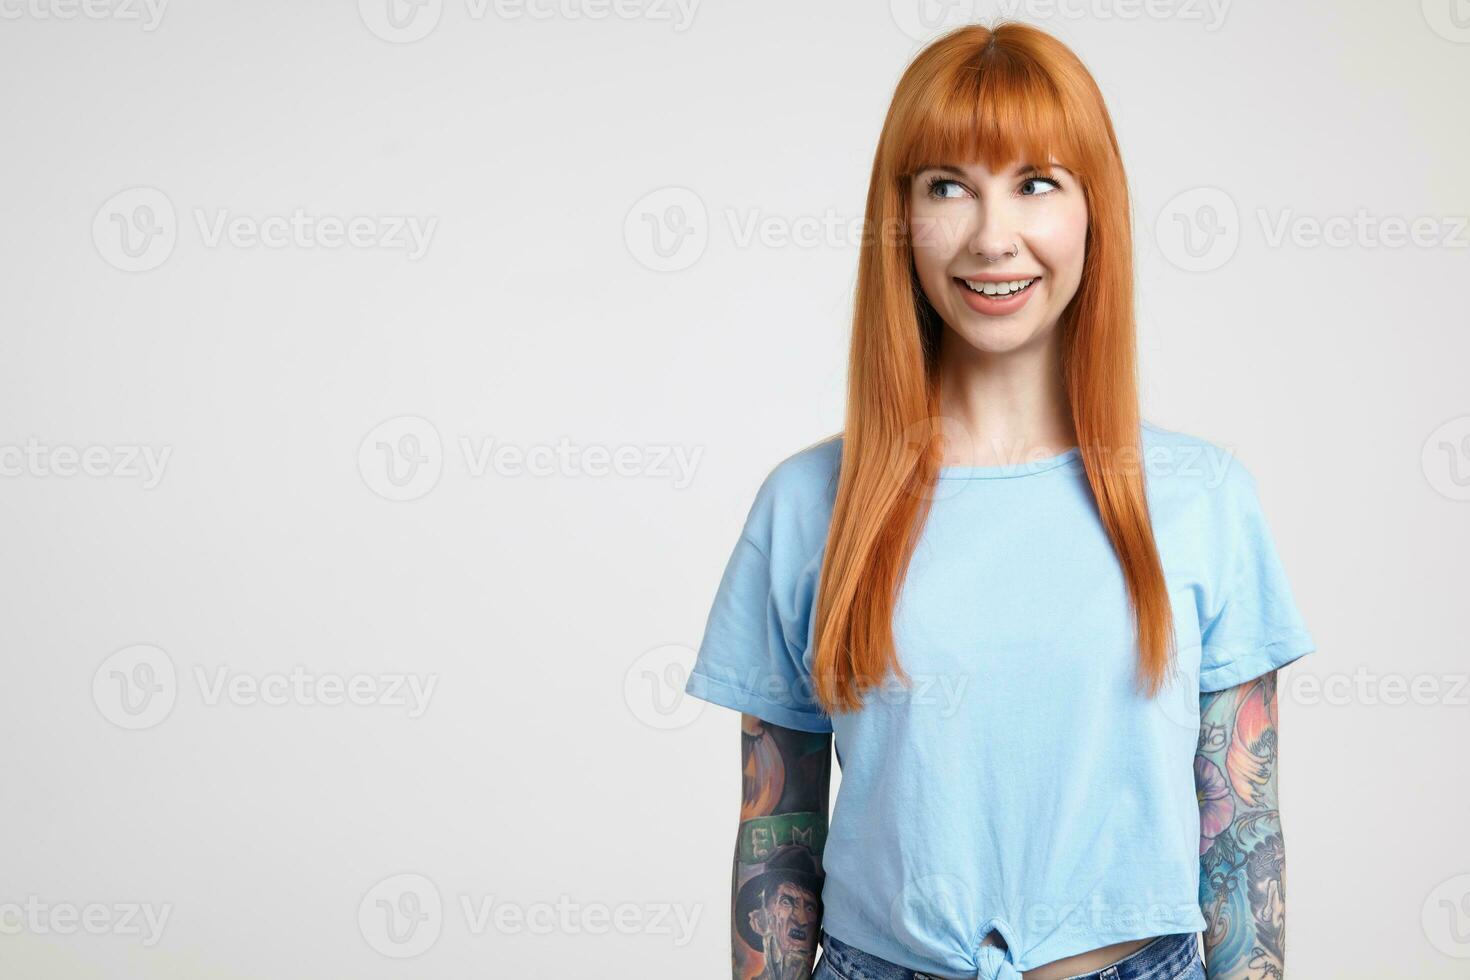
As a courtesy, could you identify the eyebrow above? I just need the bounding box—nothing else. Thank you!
[917,162,1060,178]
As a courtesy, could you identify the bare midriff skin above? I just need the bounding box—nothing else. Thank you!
[1016,936,1156,980]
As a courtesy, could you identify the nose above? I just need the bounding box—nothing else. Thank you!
[968,198,1020,262]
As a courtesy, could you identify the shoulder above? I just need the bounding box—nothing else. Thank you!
[1140,418,1258,500]
[740,434,843,558]
[757,433,843,502]
[1138,420,1278,564]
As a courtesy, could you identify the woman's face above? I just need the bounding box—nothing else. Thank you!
[908,159,1089,355]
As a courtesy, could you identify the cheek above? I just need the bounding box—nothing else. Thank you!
[909,206,970,268]
[1031,206,1089,283]
[910,207,968,249]
[908,211,968,304]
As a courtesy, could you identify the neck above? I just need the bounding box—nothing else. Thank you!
[935,327,1076,467]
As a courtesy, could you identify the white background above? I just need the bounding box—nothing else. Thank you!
[1,1,1466,977]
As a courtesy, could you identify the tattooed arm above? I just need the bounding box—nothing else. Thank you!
[731,713,832,980]
[1196,670,1289,980]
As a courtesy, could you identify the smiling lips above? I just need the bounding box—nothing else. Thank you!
[954,273,1042,315]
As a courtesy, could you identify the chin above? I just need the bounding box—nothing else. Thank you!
[948,318,1046,354]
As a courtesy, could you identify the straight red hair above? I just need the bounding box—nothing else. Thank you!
[812,21,1175,713]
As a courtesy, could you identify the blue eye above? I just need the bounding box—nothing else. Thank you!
[925,173,1063,199]
[925,177,967,199]
[1020,175,1062,196]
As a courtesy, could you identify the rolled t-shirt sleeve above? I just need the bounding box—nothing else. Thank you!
[684,481,834,733]
[1198,464,1317,693]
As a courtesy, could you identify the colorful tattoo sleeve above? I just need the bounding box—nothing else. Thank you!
[1197,670,1288,979]
[731,713,832,980]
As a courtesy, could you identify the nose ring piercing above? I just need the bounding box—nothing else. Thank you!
[982,243,1019,263]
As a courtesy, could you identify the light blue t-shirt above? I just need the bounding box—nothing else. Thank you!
[685,421,1316,980]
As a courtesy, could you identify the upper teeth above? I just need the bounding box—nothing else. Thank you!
[965,278,1034,295]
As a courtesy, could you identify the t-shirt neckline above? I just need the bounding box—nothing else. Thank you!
[937,445,1083,480]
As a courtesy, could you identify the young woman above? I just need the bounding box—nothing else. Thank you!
[685,22,1315,980]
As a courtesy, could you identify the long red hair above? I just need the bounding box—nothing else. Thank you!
[812,21,1175,713]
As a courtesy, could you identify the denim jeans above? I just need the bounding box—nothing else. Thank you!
[814,929,1205,980]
